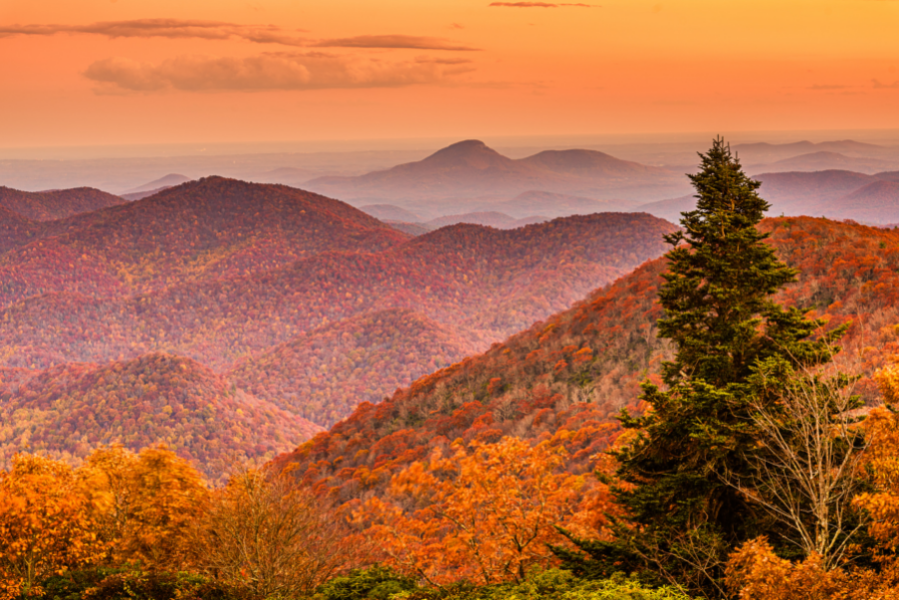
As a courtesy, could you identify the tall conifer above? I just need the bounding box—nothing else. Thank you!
[555,138,842,596]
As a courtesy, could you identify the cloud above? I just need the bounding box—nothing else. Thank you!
[808,84,849,90]
[872,79,899,89]
[0,20,480,51]
[488,2,597,7]
[312,35,480,51]
[0,18,307,46]
[83,53,474,92]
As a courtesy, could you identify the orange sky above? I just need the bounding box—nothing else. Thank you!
[0,0,896,148]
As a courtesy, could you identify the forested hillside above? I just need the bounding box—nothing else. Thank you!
[0,186,124,221]
[0,352,322,478]
[276,217,898,503]
[0,181,677,470]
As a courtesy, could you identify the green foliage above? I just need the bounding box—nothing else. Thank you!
[315,565,417,600]
[33,568,251,600]
[396,569,697,600]
[562,138,854,596]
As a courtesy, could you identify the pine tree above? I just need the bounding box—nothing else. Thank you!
[555,138,843,597]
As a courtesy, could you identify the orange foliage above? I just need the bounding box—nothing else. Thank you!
[725,537,896,600]
[355,436,585,585]
[0,455,108,599]
[86,444,208,570]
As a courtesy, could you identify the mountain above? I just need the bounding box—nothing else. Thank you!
[0,186,124,221]
[734,140,895,164]
[360,204,423,222]
[122,173,191,195]
[273,217,898,503]
[227,309,474,427]
[0,206,38,253]
[518,149,663,177]
[764,151,896,174]
[636,170,899,225]
[498,191,639,218]
[120,186,172,202]
[0,177,409,308]
[385,221,432,236]
[304,140,689,205]
[824,179,900,223]
[0,352,322,479]
[425,212,547,230]
[874,171,899,182]
[0,213,677,425]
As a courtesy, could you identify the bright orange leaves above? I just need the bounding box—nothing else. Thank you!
[356,436,592,585]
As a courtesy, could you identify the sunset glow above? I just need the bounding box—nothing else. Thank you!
[0,0,896,147]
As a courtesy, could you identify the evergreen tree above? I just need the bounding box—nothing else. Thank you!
[555,138,842,597]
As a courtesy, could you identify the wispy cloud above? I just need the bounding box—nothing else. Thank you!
[808,84,849,90]
[0,19,308,46]
[0,20,479,51]
[83,53,475,93]
[488,2,598,7]
[312,35,480,51]
[872,79,899,89]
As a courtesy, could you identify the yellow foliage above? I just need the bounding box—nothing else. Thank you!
[0,455,109,599]
[85,443,208,570]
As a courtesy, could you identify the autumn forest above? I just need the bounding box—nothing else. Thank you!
[0,137,898,600]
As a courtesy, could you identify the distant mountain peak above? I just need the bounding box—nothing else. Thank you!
[420,139,510,169]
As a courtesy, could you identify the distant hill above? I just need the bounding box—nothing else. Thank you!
[122,173,191,195]
[120,186,172,202]
[228,309,474,427]
[763,151,896,174]
[498,190,638,218]
[825,179,900,223]
[385,221,432,236]
[734,140,895,164]
[274,217,898,502]
[635,169,899,225]
[305,140,689,204]
[0,177,409,308]
[361,204,423,222]
[425,212,547,230]
[0,352,322,479]
[0,186,124,221]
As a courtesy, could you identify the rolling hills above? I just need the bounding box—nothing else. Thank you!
[0,186,124,221]
[0,212,677,372]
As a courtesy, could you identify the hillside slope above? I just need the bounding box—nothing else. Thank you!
[0,186,124,221]
[273,218,898,503]
[228,309,474,427]
[0,352,322,479]
[0,177,410,308]
[0,213,677,375]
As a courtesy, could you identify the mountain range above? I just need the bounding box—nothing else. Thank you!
[304,140,691,209]
[0,177,677,469]
[637,170,899,225]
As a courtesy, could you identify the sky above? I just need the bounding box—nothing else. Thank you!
[0,0,896,148]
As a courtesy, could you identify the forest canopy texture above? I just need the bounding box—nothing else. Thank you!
[0,139,897,600]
